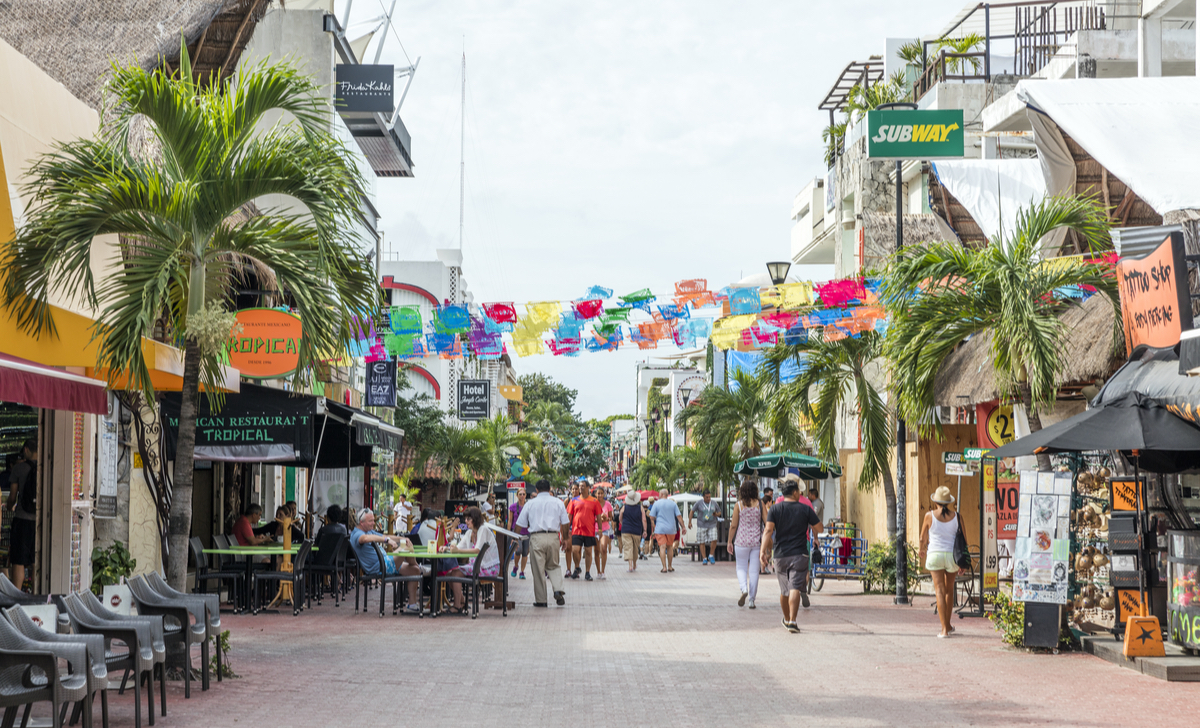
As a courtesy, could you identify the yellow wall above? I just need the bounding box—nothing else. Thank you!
[127,465,163,578]
[0,36,121,317]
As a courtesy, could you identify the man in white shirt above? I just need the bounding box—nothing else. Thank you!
[393,494,412,532]
[515,479,571,607]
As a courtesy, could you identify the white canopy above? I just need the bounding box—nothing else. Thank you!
[931,159,1046,242]
[1016,77,1200,215]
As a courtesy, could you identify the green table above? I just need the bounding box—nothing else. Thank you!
[203,547,315,611]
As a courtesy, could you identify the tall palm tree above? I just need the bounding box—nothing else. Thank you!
[417,425,491,509]
[1,46,376,588]
[474,413,541,488]
[630,451,674,492]
[882,196,1118,470]
[763,331,897,536]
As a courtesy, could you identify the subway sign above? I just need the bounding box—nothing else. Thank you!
[866,109,965,159]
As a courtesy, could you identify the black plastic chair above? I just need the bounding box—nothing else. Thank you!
[306,533,348,607]
[4,606,107,728]
[126,577,205,699]
[57,593,159,728]
[432,543,489,619]
[479,539,518,617]
[0,612,90,728]
[189,537,243,614]
[368,544,423,618]
[250,541,312,616]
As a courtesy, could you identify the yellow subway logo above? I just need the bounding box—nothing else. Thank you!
[871,122,959,144]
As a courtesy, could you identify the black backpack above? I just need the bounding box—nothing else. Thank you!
[17,461,36,514]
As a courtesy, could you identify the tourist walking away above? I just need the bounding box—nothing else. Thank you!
[648,490,685,573]
[567,487,603,580]
[759,485,774,575]
[508,487,530,579]
[642,495,657,559]
[620,490,647,572]
[5,439,36,591]
[596,490,613,579]
[728,479,767,608]
[515,479,570,607]
[350,508,424,614]
[920,486,962,638]
[761,480,822,633]
[689,490,720,564]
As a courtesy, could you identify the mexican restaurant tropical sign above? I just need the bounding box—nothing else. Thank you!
[228,308,303,379]
[1116,232,1192,354]
[866,109,965,159]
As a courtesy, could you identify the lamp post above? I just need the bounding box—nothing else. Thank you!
[766,261,792,286]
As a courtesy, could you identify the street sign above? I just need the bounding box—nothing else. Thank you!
[457,379,491,420]
[866,109,965,159]
[964,447,991,461]
[943,451,976,477]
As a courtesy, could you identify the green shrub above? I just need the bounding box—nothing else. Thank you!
[90,541,136,596]
[861,539,921,595]
[989,590,1025,646]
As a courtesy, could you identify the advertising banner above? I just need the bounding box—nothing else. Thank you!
[866,109,965,159]
[365,359,397,408]
[1012,470,1072,604]
[981,457,1000,591]
[1116,232,1192,354]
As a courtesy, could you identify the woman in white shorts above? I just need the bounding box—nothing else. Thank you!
[919,486,961,638]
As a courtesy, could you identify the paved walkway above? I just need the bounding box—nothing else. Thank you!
[81,551,1200,727]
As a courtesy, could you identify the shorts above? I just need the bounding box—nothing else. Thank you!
[775,554,810,595]
[513,538,530,558]
[654,533,676,547]
[695,526,717,544]
[9,518,35,567]
[924,551,959,574]
[571,535,597,548]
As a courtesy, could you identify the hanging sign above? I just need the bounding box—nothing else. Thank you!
[227,308,303,379]
[943,451,975,476]
[866,109,965,159]
[1117,232,1191,354]
[457,379,491,421]
[335,64,394,113]
[981,457,1000,591]
[976,400,1016,450]
[96,411,119,519]
[365,359,397,408]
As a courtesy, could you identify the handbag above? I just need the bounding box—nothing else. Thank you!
[811,541,824,564]
[953,514,972,570]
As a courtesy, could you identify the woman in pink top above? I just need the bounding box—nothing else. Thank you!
[595,493,614,580]
[727,480,768,609]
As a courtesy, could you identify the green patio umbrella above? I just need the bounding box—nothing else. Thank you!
[733,452,842,480]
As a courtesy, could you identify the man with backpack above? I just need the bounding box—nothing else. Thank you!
[6,439,37,592]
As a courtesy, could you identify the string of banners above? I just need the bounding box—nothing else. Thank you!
[340,276,907,362]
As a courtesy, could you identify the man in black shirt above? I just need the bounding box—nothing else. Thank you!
[761,479,822,633]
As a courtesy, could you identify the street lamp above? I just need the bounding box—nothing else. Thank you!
[766,261,792,286]
[679,387,693,407]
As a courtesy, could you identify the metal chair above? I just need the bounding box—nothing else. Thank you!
[250,541,312,616]
[57,593,160,728]
[369,543,423,618]
[4,605,108,728]
[188,537,243,614]
[306,533,348,607]
[478,539,518,617]
[432,543,490,619]
[126,577,206,699]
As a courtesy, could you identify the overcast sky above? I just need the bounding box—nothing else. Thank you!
[343,0,965,420]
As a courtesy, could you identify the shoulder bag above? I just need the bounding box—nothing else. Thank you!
[953,513,972,570]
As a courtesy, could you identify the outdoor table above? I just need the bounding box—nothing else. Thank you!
[387,549,470,614]
[203,546,318,611]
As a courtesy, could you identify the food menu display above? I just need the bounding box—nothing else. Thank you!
[1012,471,1073,604]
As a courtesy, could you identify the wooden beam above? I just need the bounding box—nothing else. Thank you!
[192,25,209,68]
[221,0,264,78]
[1114,189,1136,227]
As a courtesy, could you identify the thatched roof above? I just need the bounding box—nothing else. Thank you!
[0,0,270,109]
[932,293,1124,406]
[861,212,958,270]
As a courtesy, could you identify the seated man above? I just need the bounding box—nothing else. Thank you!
[233,504,273,546]
[350,508,423,614]
[315,505,349,541]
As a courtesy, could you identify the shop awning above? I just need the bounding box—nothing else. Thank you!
[162,383,402,467]
[0,297,240,393]
[734,452,842,480]
[0,353,108,414]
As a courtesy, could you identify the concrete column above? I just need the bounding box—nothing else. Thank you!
[1139,16,1163,77]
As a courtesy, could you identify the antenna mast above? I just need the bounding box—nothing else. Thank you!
[458,52,465,250]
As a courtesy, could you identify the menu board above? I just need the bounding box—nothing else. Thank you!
[1012,471,1073,604]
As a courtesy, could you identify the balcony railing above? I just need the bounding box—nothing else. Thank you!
[915,51,989,99]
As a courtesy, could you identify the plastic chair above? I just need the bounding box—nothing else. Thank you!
[126,577,205,699]
[57,593,160,728]
[4,605,108,728]
[0,613,90,728]
[0,574,45,606]
[369,543,423,618]
[432,543,490,619]
[250,541,312,616]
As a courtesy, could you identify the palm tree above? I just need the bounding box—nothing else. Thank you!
[630,452,674,492]
[763,331,897,536]
[882,196,1118,470]
[0,46,376,588]
[417,425,491,509]
[474,413,541,488]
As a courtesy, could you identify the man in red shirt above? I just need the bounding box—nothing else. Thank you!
[232,504,272,546]
[566,489,603,581]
